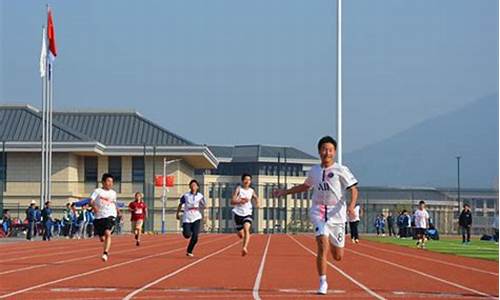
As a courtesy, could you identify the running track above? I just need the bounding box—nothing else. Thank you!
[0,234,497,299]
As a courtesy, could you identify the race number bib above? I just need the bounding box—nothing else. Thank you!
[135,208,143,214]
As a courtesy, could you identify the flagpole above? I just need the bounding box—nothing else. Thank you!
[336,0,343,165]
[48,61,53,202]
[40,27,46,207]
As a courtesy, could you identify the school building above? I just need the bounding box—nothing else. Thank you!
[1,104,497,235]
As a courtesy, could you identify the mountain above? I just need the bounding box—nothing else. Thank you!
[345,95,498,188]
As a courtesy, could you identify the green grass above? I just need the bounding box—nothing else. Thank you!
[365,236,499,261]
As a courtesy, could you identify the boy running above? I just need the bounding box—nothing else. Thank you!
[90,173,119,262]
[231,173,260,256]
[129,192,147,246]
[414,200,429,249]
[274,136,358,295]
[176,179,206,257]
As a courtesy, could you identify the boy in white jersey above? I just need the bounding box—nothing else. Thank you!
[90,173,119,262]
[414,200,429,249]
[274,136,359,295]
[231,173,260,256]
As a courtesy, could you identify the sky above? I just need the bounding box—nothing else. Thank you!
[0,0,498,156]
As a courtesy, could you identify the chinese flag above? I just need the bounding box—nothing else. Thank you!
[47,8,57,58]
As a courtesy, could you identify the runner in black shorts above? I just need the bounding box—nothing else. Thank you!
[90,173,119,262]
[93,216,116,237]
[234,214,253,231]
[231,174,260,256]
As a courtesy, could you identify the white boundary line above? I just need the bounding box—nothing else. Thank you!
[0,236,183,276]
[252,235,272,300]
[0,235,232,299]
[345,247,497,299]
[122,240,240,300]
[288,235,386,300]
[358,242,498,276]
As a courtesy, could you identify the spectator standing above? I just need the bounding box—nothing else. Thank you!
[348,204,362,243]
[85,207,95,237]
[493,212,499,243]
[62,203,72,237]
[41,201,53,241]
[458,203,473,245]
[386,211,395,237]
[403,210,412,238]
[77,204,89,239]
[374,214,386,236]
[2,209,11,236]
[69,203,79,239]
[34,206,42,237]
[25,200,36,240]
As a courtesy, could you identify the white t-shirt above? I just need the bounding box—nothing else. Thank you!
[180,192,205,223]
[349,205,361,222]
[90,188,118,219]
[305,163,358,224]
[414,209,429,229]
[232,187,254,217]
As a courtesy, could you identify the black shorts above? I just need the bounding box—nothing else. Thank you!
[415,228,426,236]
[93,217,115,237]
[234,214,252,231]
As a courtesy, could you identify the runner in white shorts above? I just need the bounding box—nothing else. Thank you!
[274,136,359,295]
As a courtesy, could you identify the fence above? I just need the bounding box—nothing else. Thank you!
[2,180,497,236]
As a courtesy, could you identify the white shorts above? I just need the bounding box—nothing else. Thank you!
[314,221,345,248]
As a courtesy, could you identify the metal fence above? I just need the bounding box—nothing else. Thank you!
[2,180,497,236]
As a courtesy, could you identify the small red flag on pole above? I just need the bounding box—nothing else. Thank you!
[47,7,57,58]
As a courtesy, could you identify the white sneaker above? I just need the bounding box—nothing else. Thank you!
[101,253,108,262]
[317,280,328,295]
[186,253,194,257]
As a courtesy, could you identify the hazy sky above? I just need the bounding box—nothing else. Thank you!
[1,0,498,155]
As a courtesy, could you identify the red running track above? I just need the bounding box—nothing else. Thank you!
[0,234,497,299]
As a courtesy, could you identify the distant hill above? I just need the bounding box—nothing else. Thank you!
[345,95,499,188]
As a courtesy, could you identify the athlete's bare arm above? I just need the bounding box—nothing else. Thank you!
[273,183,310,198]
[347,186,359,219]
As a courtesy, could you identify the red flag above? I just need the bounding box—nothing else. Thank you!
[47,8,57,58]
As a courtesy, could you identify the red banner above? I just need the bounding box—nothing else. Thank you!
[155,175,174,187]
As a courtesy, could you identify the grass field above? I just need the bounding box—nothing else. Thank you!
[366,236,499,261]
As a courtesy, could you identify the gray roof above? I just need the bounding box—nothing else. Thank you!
[54,112,193,146]
[208,145,317,162]
[0,105,90,142]
[0,105,193,146]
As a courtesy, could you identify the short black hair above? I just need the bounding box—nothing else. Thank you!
[241,173,252,181]
[317,136,337,151]
[189,179,200,187]
[101,173,114,182]
[463,203,470,208]
[70,203,76,208]
[419,200,426,205]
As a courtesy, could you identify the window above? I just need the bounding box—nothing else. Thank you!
[475,199,484,209]
[132,157,145,182]
[84,157,98,182]
[487,200,495,209]
[108,157,122,182]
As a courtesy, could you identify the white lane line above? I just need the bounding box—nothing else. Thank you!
[122,239,240,300]
[288,235,386,300]
[0,237,181,276]
[0,236,231,299]
[346,247,497,299]
[252,235,272,300]
[358,242,498,276]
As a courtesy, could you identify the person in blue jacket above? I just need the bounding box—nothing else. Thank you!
[25,200,37,240]
[41,201,53,241]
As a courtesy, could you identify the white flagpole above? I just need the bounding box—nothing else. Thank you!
[40,64,46,207]
[48,61,53,202]
[336,0,343,165]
